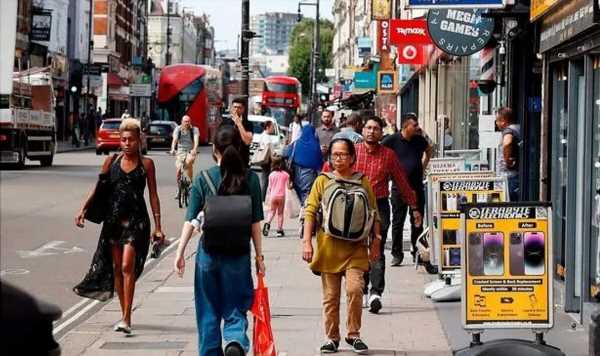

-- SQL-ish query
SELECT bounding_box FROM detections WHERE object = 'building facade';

[250,12,297,56]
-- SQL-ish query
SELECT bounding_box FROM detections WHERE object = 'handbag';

[284,187,301,219]
[251,142,271,166]
[84,154,118,224]
[200,170,253,255]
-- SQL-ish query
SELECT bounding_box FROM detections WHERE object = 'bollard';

[590,309,600,356]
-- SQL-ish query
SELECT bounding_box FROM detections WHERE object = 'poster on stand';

[461,202,553,329]
[435,176,508,274]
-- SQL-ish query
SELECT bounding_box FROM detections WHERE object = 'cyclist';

[170,115,200,192]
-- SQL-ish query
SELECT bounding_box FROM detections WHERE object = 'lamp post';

[165,0,171,66]
[298,0,320,114]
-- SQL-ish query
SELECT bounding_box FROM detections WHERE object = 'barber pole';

[480,46,495,82]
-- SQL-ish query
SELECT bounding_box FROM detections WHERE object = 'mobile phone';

[443,229,457,245]
[449,248,461,266]
[468,233,484,276]
[483,232,504,276]
[509,233,524,276]
[524,232,545,275]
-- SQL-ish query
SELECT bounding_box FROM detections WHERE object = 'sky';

[180,0,335,51]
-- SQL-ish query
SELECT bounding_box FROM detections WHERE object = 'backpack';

[177,126,194,142]
[200,170,253,255]
[320,172,375,242]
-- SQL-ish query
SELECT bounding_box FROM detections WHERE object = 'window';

[266,83,297,93]
[101,121,121,130]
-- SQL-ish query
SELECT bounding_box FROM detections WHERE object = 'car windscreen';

[149,124,173,136]
[251,121,277,135]
[101,121,121,130]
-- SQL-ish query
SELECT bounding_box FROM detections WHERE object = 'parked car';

[146,121,177,150]
[248,115,286,169]
[96,118,147,155]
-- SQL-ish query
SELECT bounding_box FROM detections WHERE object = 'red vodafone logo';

[402,45,418,60]
[397,44,424,65]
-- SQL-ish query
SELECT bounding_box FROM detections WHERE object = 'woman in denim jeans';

[173,125,266,356]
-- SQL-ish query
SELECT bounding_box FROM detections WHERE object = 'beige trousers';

[321,268,364,341]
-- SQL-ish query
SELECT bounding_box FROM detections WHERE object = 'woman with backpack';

[283,124,323,205]
[173,125,266,356]
[302,138,382,354]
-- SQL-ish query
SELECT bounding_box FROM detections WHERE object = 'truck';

[0,0,56,168]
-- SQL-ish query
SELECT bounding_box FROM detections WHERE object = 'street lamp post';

[86,0,93,121]
[298,0,320,114]
[166,0,171,66]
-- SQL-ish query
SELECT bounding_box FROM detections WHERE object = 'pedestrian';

[495,107,521,201]
[255,120,276,200]
[332,113,364,144]
[289,114,303,143]
[173,124,266,356]
[71,112,81,147]
[323,116,421,313]
[383,113,432,265]
[170,115,200,192]
[302,138,381,354]
[74,118,165,334]
[221,97,254,165]
[316,109,339,157]
[95,108,103,133]
[121,109,130,119]
[262,155,290,238]
[283,124,323,205]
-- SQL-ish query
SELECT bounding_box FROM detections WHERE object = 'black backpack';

[200,170,253,255]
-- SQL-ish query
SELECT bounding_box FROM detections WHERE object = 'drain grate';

[100,341,187,350]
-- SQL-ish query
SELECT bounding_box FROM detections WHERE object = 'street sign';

[427,8,494,57]
[83,64,102,76]
[130,84,151,97]
[397,44,426,65]
[462,202,553,329]
[407,0,506,8]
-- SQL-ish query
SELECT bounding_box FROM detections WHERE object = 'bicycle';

[170,151,192,209]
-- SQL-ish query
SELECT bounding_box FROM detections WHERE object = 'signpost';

[427,8,494,57]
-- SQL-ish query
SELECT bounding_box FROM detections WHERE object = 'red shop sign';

[389,19,432,46]
[397,44,426,65]
[378,20,390,52]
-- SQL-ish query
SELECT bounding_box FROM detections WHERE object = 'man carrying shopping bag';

[251,273,276,356]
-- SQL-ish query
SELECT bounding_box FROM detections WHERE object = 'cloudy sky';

[180,0,335,51]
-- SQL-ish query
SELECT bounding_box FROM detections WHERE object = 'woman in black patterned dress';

[74,118,164,334]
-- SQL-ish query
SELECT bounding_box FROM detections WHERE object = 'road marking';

[0,268,30,276]
[17,240,85,258]
[54,237,179,338]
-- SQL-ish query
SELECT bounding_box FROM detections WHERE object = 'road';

[0,148,213,314]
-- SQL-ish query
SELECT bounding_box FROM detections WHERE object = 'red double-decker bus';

[157,64,210,144]
[261,75,301,129]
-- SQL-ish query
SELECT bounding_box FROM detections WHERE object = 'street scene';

[1,0,600,355]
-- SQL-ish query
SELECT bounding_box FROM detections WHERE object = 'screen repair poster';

[436,177,507,273]
[462,203,553,329]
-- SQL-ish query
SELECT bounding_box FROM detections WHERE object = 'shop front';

[539,0,600,323]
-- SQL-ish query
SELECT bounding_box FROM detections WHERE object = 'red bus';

[261,75,302,129]
[157,64,210,144]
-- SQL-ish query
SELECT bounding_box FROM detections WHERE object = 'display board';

[462,202,553,329]
[436,177,508,274]
[426,171,495,267]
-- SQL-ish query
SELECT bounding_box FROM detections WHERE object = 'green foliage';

[288,19,334,96]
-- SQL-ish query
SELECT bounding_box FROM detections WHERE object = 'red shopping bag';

[251,274,277,356]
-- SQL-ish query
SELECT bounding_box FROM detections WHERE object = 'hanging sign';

[372,0,392,20]
[389,19,432,45]
[377,70,397,94]
[31,10,52,42]
[378,20,391,52]
[462,202,553,329]
[530,0,561,21]
[427,8,494,57]
[407,0,506,8]
[397,45,427,65]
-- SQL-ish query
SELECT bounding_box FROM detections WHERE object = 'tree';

[288,19,334,97]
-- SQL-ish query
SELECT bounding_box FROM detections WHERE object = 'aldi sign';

[377,71,397,94]
[407,0,506,8]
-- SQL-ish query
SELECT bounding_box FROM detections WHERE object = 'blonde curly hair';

[119,118,142,137]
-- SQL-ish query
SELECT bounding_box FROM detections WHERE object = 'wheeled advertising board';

[436,177,508,274]
[461,202,553,329]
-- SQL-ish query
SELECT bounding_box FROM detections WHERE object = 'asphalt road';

[0,147,214,314]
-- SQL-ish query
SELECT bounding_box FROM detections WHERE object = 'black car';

[146,121,177,150]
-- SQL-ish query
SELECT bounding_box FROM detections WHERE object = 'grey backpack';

[320,172,375,241]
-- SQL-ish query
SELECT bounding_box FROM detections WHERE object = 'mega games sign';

[408,0,506,8]
[462,202,553,329]
[427,8,494,56]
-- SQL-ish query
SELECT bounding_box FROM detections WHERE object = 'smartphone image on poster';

[524,232,545,275]
[483,232,504,276]
[468,233,484,276]
[449,248,461,266]
[509,233,524,276]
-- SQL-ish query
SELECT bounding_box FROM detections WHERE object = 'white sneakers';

[114,321,131,334]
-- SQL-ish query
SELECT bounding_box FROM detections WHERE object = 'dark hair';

[497,107,514,123]
[262,121,273,130]
[345,113,362,128]
[231,97,247,108]
[328,137,356,165]
[214,125,247,195]
[270,155,284,171]
[322,109,334,117]
[401,112,418,128]
[365,116,385,129]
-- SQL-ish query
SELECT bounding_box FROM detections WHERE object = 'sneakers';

[262,222,270,237]
[276,230,285,237]
[224,342,245,356]
[362,294,369,308]
[113,321,131,334]
[320,339,339,353]
[368,294,382,314]
[345,337,369,354]
[391,255,403,266]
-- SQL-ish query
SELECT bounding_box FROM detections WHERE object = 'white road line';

[53,237,179,338]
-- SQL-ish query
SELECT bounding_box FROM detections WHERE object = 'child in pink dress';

[263,156,290,237]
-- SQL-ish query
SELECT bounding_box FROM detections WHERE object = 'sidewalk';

[57,140,95,153]
[59,217,453,356]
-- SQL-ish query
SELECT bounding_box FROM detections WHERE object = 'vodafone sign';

[389,19,432,45]
[397,44,425,65]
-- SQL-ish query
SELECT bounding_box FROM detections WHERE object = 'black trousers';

[390,185,425,259]
[363,198,391,296]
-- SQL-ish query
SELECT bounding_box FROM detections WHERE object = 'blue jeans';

[508,175,519,202]
[195,246,254,356]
